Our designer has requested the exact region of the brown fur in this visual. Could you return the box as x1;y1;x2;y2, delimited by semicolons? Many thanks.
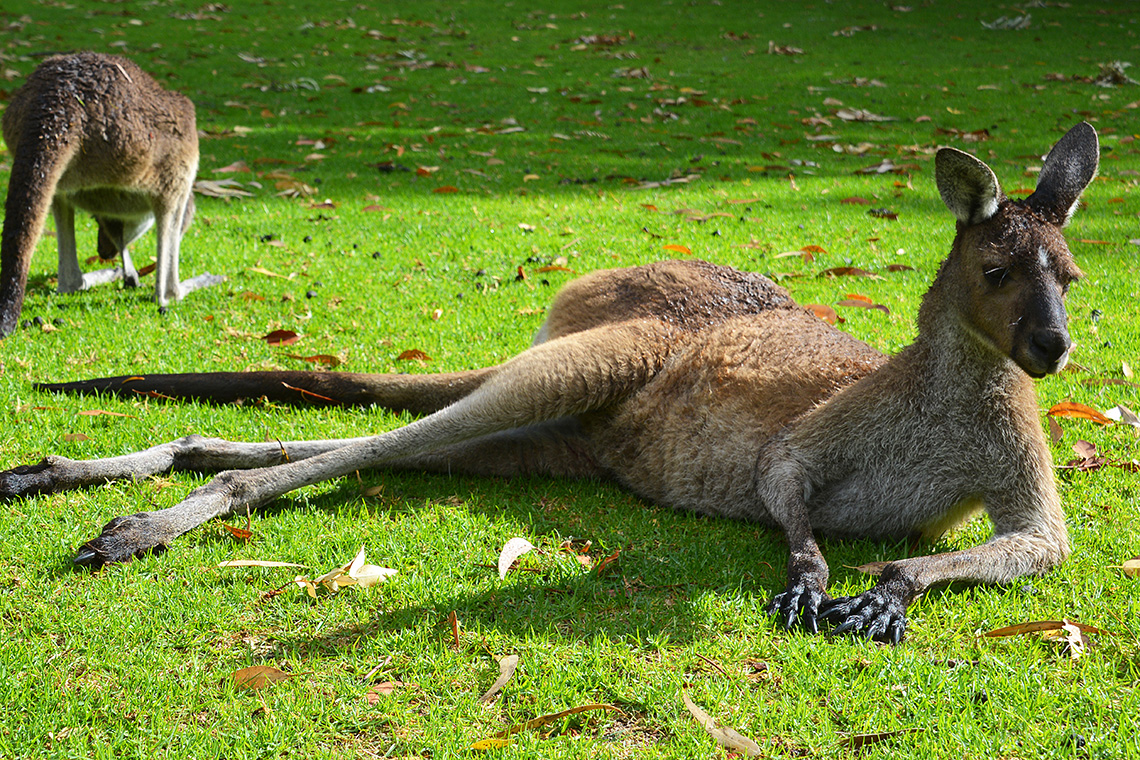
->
0;52;222;337
0;124;1100;643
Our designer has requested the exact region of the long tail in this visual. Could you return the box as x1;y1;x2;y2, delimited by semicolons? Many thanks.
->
0;115;80;337
36;368;497;415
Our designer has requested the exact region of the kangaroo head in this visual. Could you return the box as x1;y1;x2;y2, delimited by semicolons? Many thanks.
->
933;123;1099;378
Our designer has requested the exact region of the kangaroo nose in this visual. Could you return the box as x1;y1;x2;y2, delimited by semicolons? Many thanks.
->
1029;329;1071;368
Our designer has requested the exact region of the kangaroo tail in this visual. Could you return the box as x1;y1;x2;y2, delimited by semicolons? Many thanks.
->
0;100;81;337
35;368;497;415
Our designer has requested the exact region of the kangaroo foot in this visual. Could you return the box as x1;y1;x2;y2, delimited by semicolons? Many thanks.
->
819;588;908;645
73;512;174;567
767;579;830;635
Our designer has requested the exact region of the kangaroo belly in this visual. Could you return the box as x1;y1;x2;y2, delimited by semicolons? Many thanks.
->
64;188;154;218
584;312;884;520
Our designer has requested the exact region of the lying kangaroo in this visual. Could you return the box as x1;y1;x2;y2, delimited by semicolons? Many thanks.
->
0;123;1099;643
0;52;223;337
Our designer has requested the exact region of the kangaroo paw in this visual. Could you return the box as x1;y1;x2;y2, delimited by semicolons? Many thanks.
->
819;589;908;645
0;459;58;498
767;581;830;635
73;513;172;568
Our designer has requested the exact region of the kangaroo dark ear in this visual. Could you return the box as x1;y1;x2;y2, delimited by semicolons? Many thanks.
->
1025;122;1099;227
936;147;1003;225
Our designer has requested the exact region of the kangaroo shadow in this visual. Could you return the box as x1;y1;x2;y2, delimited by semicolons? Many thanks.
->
215;468;940;654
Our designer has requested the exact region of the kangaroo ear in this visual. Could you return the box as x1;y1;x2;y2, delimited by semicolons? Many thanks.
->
936;147;1003;225
1025;122;1099;227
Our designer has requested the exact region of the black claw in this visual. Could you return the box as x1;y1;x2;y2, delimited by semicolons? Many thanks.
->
73;547;104;568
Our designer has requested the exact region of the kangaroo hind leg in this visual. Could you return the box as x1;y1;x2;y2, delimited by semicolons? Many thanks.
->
67;319;671;565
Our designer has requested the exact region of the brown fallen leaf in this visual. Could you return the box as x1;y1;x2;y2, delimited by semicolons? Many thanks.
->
261;329;300;347
681;690;762;757
365;681;414;703
818;266;878;279
663;244;692;255
850;560;889;576
804;303;842;325
62;433;91;443
1047;402;1112;425
982;619;1104;637
232;665;296;691
284;353;342;368
222;523;253;541
841;196;873;205
841;727;922;750
396;349;431;362
479;654;519;703
478;703;622;745
837;294;890;315
433;185;459;194
595;548;621;575
885;264;915;273
76;409;134;418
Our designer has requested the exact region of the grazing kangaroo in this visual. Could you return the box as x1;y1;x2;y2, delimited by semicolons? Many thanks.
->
0;52;223;337
0;124;1099;643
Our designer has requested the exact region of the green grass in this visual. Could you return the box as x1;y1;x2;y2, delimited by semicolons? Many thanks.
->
1;0;1138;757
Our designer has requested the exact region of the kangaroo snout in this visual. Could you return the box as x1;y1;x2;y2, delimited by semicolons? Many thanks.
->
1026;327;1071;375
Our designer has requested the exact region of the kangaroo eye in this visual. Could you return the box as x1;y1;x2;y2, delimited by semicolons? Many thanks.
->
983;267;1010;288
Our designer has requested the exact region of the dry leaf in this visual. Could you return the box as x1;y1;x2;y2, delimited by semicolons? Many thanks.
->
663;244;692;255
596;548;621;575
681;690;762;757
222;524;253;540
842;728;922;749
218;559;309;569
804;303;842;325
433;185;459;194
1117;557;1140;578
982;619;1104;637
285;353;342;368
498;537;536;580
850;560;889;575
232;665;295;691
261;329;300;347
819;267;878;278
476;704;621;746
1047;416;1063;445
1104;405;1140;427
396;349;431;361
62;433;91;442
1047;402;1112;425
479;654;519;703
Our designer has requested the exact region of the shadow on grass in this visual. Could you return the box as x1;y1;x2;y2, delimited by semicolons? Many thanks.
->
208;468;953;653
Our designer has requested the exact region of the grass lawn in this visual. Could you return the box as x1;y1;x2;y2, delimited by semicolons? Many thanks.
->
0;0;1138;757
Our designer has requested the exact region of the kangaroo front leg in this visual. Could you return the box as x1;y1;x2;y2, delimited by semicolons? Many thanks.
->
758;454;831;635
820;504;1069;644
72;319;673;566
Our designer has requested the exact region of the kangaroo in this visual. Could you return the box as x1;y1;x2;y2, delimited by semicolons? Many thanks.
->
0;51;223;337
0;123;1099;644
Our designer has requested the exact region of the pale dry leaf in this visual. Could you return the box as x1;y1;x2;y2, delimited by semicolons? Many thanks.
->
1116;557;1140;578
478;654;519;703
1104;405;1140;427
498;537;536;580
217;559;309;569
681;690;762;757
